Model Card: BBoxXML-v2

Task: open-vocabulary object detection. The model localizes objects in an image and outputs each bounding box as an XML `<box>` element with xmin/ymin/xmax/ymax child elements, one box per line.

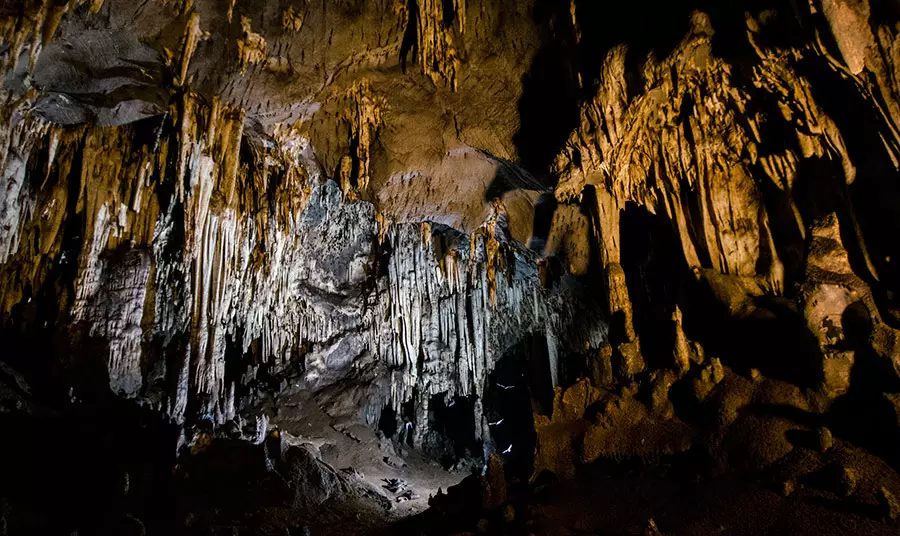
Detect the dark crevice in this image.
<box><xmin>528</xmin><ymin>192</ymin><xmax>557</xmax><ymax>254</ymax></box>
<box><xmin>378</xmin><ymin>403</ymin><xmax>397</xmax><ymax>438</ymax></box>
<box><xmin>483</xmin><ymin>334</ymin><xmax>553</xmax><ymax>477</ymax></box>
<box><xmin>798</xmin><ymin>54</ymin><xmax>900</xmax><ymax>317</ymax></box>
<box><xmin>426</xmin><ymin>393</ymin><xmax>479</xmax><ymax>467</ymax></box>
<box><xmin>441</xmin><ymin>0</ymin><xmax>455</xmax><ymax>27</ymax></box>
<box><xmin>620</xmin><ymin>202</ymin><xmax>687</xmax><ymax>370</ymax></box>
<box><xmin>399</xmin><ymin>0</ymin><xmax>419</xmax><ymax>74</ymax></box>
<box><xmin>572</xmin><ymin>0</ymin><xmax>697</xmax><ymax>98</ymax></box>
<box><xmin>681</xmin><ymin>276</ymin><xmax>825</xmax><ymax>388</ymax></box>
<box><xmin>0</xmin><ymin>398</ymin><xmax>181</xmax><ymax>534</ymax></box>
<box><xmin>511</xmin><ymin>0</ymin><xmax>581</xmax><ymax>180</ymax></box>
<box><xmin>828</xmin><ymin>300</ymin><xmax>900</xmax><ymax>468</ymax></box>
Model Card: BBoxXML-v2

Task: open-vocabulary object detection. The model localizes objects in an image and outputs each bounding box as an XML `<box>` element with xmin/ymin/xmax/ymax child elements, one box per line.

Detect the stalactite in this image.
<box><xmin>82</xmin><ymin>250</ymin><xmax>152</xmax><ymax>397</ymax></box>
<box><xmin>341</xmin><ymin>80</ymin><xmax>386</xmax><ymax>193</ymax></box>
<box><xmin>0</xmin><ymin>121</ymin><xmax>47</xmax><ymax>267</ymax></box>
<box><xmin>160</xmin><ymin>0</ymin><xmax>195</xmax><ymax>16</ymax></box>
<box><xmin>413</xmin><ymin>0</ymin><xmax>463</xmax><ymax>90</ymax></box>
<box><xmin>282</xmin><ymin>6</ymin><xmax>304</xmax><ymax>32</ymax></box>
<box><xmin>238</xmin><ymin>16</ymin><xmax>268</xmax><ymax>72</ymax></box>
<box><xmin>178</xmin><ymin>12</ymin><xmax>203</xmax><ymax>87</ymax></box>
<box><xmin>0</xmin><ymin>0</ymin><xmax>72</xmax><ymax>75</ymax></box>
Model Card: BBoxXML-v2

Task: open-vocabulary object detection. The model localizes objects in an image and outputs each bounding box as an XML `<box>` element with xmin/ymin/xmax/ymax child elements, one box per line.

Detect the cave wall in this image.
<box><xmin>548</xmin><ymin>2</ymin><xmax>900</xmax><ymax>400</ymax></box>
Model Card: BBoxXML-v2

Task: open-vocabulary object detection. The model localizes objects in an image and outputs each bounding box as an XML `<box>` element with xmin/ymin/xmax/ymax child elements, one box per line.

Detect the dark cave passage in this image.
<box><xmin>529</xmin><ymin>192</ymin><xmax>558</xmax><ymax>254</ymax></box>
<box><xmin>426</xmin><ymin>393</ymin><xmax>480</xmax><ymax>467</ymax></box>
<box><xmin>619</xmin><ymin>202</ymin><xmax>685</xmax><ymax>370</ymax></box>
<box><xmin>512</xmin><ymin>0</ymin><xmax>582</xmax><ymax>180</ymax></box>
<box><xmin>378</xmin><ymin>403</ymin><xmax>398</xmax><ymax>439</ymax></box>
<box><xmin>483</xmin><ymin>334</ymin><xmax>555</xmax><ymax>477</ymax></box>
<box><xmin>680</xmin><ymin>272</ymin><xmax>826</xmax><ymax>389</ymax></box>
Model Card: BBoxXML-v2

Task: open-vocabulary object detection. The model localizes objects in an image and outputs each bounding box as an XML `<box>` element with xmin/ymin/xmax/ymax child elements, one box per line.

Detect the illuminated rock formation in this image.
<box><xmin>3</xmin><ymin>1</ymin><xmax>900</xmax><ymax>534</ymax></box>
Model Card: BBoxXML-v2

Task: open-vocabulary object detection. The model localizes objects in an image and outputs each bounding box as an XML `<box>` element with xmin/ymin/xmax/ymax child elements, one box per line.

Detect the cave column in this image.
<box><xmin>591</xmin><ymin>186</ymin><xmax>645</xmax><ymax>380</ymax></box>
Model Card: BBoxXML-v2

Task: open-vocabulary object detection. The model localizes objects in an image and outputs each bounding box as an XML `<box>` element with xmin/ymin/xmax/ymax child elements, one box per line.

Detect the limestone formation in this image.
<box><xmin>3</xmin><ymin>1</ymin><xmax>900</xmax><ymax>534</ymax></box>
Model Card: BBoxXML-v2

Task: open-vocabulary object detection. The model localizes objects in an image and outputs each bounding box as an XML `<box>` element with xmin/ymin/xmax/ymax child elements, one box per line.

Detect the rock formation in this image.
<box><xmin>2</xmin><ymin>0</ymin><xmax>900</xmax><ymax>535</ymax></box>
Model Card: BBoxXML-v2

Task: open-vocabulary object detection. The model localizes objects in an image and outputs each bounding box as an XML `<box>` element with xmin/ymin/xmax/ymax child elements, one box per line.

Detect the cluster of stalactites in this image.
<box><xmin>0</xmin><ymin>89</ymin><xmax>607</xmax><ymax>441</ymax></box>
<box><xmin>0</xmin><ymin>89</ymin><xmax>316</xmax><ymax>421</ymax></box>
<box><xmin>0</xmin><ymin>0</ymin><xmax>100</xmax><ymax>77</ymax></box>
<box><xmin>413</xmin><ymin>0</ymin><xmax>465</xmax><ymax>90</ymax></box>
<box><xmin>373</xmin><ymin>216</ymin><xmax>578</xmax><ymax>448</ymax></box>
<box><xmin>545</xmin><ymin>4</ymin><xmax>900</xmax><ymax>398</ymax></box>
<box><xmin>338</xmin><ymin>80</ymin><xmax>387</xmax><ymax>194</ymax></box>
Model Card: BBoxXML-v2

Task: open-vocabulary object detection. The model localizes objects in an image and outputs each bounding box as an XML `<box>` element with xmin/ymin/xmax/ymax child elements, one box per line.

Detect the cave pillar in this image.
<box><xmin>337</xmin><ymin>154</ymin><xmax>354</xmax><ymax>196</ymax></box>
<box><xmin>591</xmin><ymin>187</ymin><xmax>645</xmax><ymax>380</ymax></box>
<box><xmin>413</xmin><ymin>391</ymin><xmax>429</xmax><ymax>449</ymax></box>
<box><xmin>672</xmin><ymin>306</ymin><xmax>691</xmax><ymax>374</ymax></box>
<box><xmin>800</xmin><ymin>213</ymin><xmax>868</xmax><ymax>397</ymax></box>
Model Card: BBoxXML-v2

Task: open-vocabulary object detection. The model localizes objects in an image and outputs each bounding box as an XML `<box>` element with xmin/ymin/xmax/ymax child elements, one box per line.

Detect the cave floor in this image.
<box><xmin>390</xmin><ymin>441</ymin><xmax>900</xmax><ymax>536</ymax></box>
<box><xmin>270</xmin><ymin>389</ymin><xmax>470</xmax><ymax>524</ymax></box>
<box><xmin>263</xmin><ymin>385</ymin><xmax>900</xmax><ymax>536</ymax></box>
<box><xmin>524</xmin><ymin>469</ymin><xmax>898</xmax><ymax>535</ymax></box>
